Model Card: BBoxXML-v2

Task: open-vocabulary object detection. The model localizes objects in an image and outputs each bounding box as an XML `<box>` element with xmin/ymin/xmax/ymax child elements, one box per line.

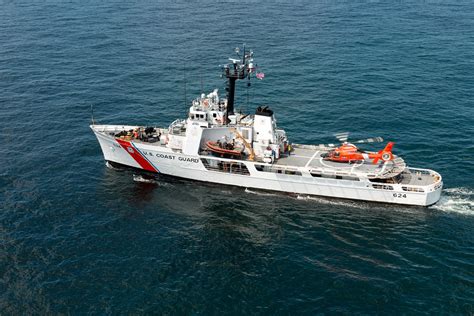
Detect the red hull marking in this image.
<box><xmin>116</xmin><ymin>139</ymin><xmax>158</xmax><ymax>172</ymax></box>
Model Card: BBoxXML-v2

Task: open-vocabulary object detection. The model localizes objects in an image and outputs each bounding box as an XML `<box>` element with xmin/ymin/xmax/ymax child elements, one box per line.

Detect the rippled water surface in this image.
<box><xmin>1</xmin><ymin>1</ymin><xmax>473</xmax><ymax>314</ymax></box>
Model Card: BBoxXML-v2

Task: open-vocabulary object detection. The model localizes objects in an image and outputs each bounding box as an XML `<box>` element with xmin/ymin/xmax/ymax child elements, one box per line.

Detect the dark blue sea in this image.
<box><xmin>1</xmin><ymin>1</ymin><xmax>473</xmax><ymax>314</ymax></box>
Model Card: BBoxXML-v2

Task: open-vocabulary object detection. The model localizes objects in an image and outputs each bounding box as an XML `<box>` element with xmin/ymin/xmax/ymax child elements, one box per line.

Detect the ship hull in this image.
<box><xmin>92</xmin><ymin>127</ymin><xmax>443</xmax><ymax>207</ymax></box>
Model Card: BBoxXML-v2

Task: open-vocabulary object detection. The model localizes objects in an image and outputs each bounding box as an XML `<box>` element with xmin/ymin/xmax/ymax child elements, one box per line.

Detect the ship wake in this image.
<box><xmin>133</xmin><ymin>174</ymin><xmax>159</xmax><ymax>184</ymax></box>
<box><xmin>296</xmin><ymin>195</ymin><xmax>366</xmax><ymax>209</ymax></box>
<box><xmin>430</xmin><ymin>187</ymin><xmax>474</xmax><ymax>215</ymax></box>
<box><xmin>244</xmin><ymin>188</ymin><xmax>280</xmax><ymax>197</ymax></box>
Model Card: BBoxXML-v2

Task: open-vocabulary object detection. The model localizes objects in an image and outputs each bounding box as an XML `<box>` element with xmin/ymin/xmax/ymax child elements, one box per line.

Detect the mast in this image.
<box><xmin>222</xmin><ymin>45</ymin><xmax>255</xmax><ymax>121</ymax></box>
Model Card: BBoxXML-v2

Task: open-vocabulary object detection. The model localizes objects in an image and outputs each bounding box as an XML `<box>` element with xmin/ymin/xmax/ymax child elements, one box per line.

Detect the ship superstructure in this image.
<box><xmin>91</xmin><ymin>47</ymin><xmax>442</xmax><ymax>206</ymax></box>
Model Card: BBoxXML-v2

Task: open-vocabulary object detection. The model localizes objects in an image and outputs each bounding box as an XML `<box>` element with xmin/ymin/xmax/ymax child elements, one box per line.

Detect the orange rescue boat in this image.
<box><xmin>206</xmin><ymin>141</ymin><xmax>244</xmax><ymax>157</ymax></box>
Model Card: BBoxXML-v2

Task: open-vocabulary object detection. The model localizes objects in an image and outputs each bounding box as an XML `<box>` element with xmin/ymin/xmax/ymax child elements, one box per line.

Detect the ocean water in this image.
<box><xmin>1</xmin><ymin>1</ymin><xmax>474</xmax><ymax>314</ymax></box>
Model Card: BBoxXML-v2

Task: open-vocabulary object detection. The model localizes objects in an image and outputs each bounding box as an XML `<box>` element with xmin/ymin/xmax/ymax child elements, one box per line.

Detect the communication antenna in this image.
<box><xmin>222</xmin><ymin>44</ymin><xmax>256</xmax><ymax>121</ymax></box>
<box><xmin>90</xmin><ymin>104</ymin><xmax>95</xmax><ymax>125</ymax></box>
<box><xmin>246</xmin><ymin>78</ymin><xmax>250</xmax><ymax>112</ymax></box>
<box><xmin>200</xmin><ymin>70</ymin><xmax>203</xmax><ymax>94</ymax></box>
<box><xmin>183</xmin><ymin>61</ymin><xmax>187</xmax><ymax>109</ymax></box>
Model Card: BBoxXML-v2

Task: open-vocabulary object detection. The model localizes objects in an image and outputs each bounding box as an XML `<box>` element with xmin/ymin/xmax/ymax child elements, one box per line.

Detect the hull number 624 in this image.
<box><xmin>393</xmin><ymin>193</ymin><xmax>407</xmax><ymax>198</ymax></box>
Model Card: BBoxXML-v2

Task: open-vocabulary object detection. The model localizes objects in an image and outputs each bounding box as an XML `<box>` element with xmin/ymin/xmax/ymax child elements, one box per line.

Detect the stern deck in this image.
<box><xmin>276</xmin><ymin>147</ymin><xmax>404</xmax><ymax>179</ymax></box>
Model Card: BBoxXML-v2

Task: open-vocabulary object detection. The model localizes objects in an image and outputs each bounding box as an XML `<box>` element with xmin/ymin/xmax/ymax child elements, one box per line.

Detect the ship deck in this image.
<box><xmin>276</xmin><ymin>147</ymin><xmax>405</xmax><ymax>179</ymax></box>
<box><xmin>275</xmin><ymin>147</ymin><xmax>439</xmax><ymax>186</ymax></box>
<box><xmin>277</xmin><ymin>147</ymin><xmax>374</xmax><ymax>170</ymax></box>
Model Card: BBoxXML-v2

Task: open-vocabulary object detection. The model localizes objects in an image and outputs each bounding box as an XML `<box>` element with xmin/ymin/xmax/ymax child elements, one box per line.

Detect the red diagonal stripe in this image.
<box><xmin>116</xmin><ymin>139</ymin><xmax>158</xmax><ymax>172</ymax></box>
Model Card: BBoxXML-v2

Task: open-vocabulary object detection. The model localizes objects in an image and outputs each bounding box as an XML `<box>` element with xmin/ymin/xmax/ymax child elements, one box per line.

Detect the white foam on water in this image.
<box><xmin>443</xmin><ymin>187</ymin><xmax>474</xmax><ymax>196</ymax></box>
<box><xmin>244</xmin><ymin>188</ymin><xmax>279</xmax><ymax>197</ymax></box>
<box><xmin>430</xmin><ymin>187</ymin><xmax>474</xmax><ymax>215</ymax></box>
<box><xmin>133</xmin><ymin>174</ymin><xmax>159</xmax><ymax>184</ymax></box>
<box><xmin>296</xmin><ymin>195</ymin><xmax>365</xmax><ymax>209</ymax></box>
<box><xmin>105</xmin><ymin>161</ymin><xmax>120</xmax><ymax>170</ymax></box>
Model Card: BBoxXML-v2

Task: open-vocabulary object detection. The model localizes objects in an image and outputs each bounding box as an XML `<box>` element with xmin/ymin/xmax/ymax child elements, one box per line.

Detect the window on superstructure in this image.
<box><xmin>311</xmin><ymin>172</ymin><xmax>359</xmax><ymax>181</ymax></box>
<box><xmin>285</xmin><ymin>170</ymin><xmax>302</xmax><ymax>176</ymax></box>
<box><xmin>372</xmin><ymin>184</ymin><xmax>394</xmax><ymax>190</ymax></box>
<box><xmin>200</xmin><ymin>159</ymin><xmax>250</xmax><ymax>175</ymax></box>
<box><xmin>310</xmin><ymin>172</ymin><xmax>335</xmax><ymax>179</ymax></box>
<box><xmin>341</xmin><ymin>176</ymin><xmax>360</xmax><ymax>181</ymax></box>
<box><xmin>254</xmin><ymin>165</ymin><xmax>302</xmax><ymax>176</ymax></box>
<box><xmin>402</xmin><ymin>186</ymin><xmax>424</xmax><ymax>192</ymax></box>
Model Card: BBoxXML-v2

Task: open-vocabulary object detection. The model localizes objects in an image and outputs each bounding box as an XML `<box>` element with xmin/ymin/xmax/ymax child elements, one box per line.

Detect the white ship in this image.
<box><xmin>91</xmin><ymin>47</ymin><xmax>442</xmax><ymax>206</ymax></box>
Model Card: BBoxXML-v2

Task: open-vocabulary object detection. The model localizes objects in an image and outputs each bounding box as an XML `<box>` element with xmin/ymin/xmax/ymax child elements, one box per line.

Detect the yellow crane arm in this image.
<box><xmin>231</xmin><ymin>128</ymin><xmax>255</xmax><ymax>161</ymax></box>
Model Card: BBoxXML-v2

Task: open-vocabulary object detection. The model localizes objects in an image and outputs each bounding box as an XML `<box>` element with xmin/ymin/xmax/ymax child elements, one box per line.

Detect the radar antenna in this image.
<box><xmin>222</xmin><ymin>44</ymin><xmax>257</xmax><ymax>123</ymax></box>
